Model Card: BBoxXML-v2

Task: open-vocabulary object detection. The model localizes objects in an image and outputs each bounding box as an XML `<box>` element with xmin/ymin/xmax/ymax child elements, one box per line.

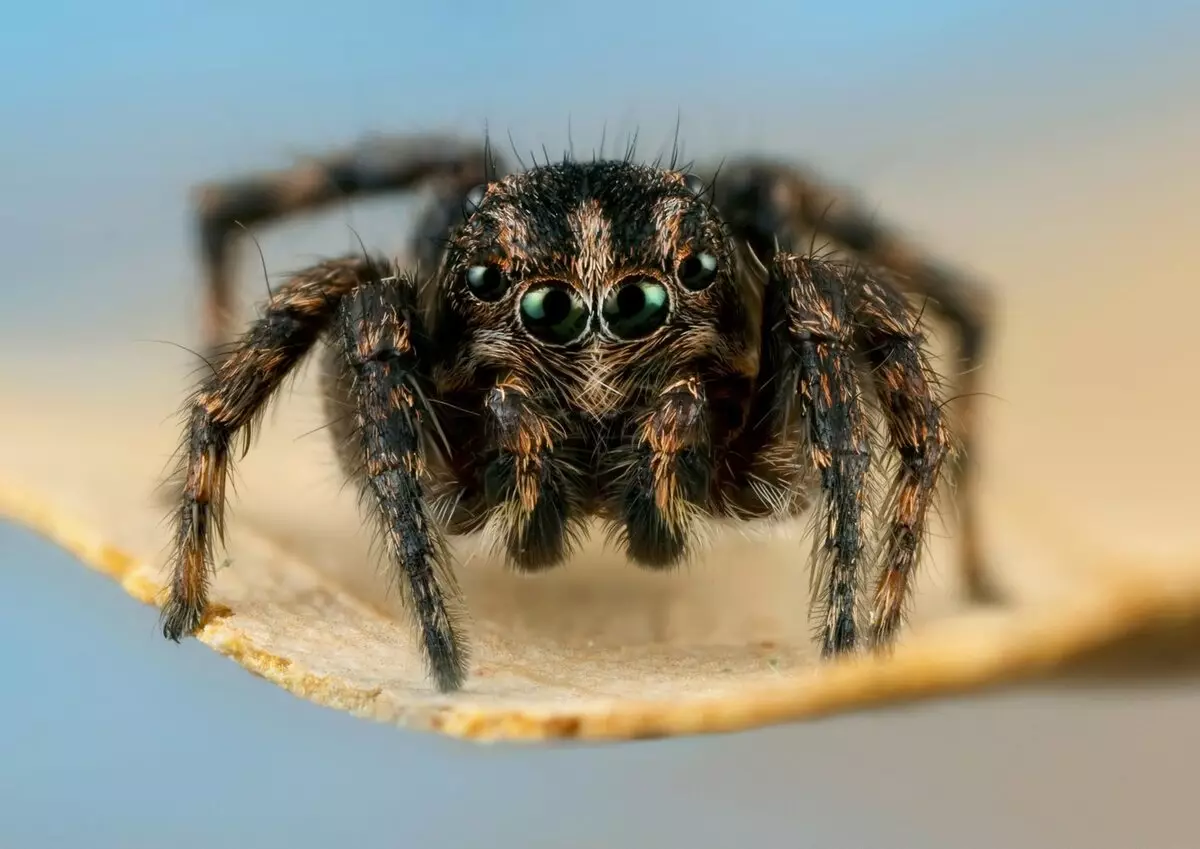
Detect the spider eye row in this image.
<box><xmin>462</xmin><ymin>251</ymin><xmax>719</xmax><ymax>302</ymax></box>
<box><xmin>460</xmin><ymin>252</ymin><xmax>717</xmax><ymax>345</ymax></box>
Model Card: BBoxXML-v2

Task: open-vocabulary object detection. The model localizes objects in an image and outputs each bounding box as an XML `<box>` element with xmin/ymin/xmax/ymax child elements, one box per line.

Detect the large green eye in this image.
<box><xmin>601</xmin><ymin>278</ymin><xmax>670</xmax><ymax>340</ymax></box>
<box><xmin>519</xmin><ymin>282</ymin><xmax>590</xmax><ymax>345</ymax></box>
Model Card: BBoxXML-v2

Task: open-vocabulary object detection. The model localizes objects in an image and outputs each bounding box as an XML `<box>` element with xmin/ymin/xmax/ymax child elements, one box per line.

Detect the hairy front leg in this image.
<box><xmin>162</xmin><ymin>256</ymin><xmax>387</xmax><ymax>641</ymax></box>
<box><xmin>768</xmin><ymin>254</ymin><xmax>873</xmax><ymax>656</ymax></box>
<box><xmin>334</xmin><ymin>273</ymin><xmax>469</xmax><ymax>692</ymax></box>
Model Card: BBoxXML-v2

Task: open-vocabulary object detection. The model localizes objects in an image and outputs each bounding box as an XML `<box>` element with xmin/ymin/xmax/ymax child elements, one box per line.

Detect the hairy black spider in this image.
<box><xmin>163</xmin><ymin>133</ymin><xmax>995</xmax><ymax>692</ymax></box>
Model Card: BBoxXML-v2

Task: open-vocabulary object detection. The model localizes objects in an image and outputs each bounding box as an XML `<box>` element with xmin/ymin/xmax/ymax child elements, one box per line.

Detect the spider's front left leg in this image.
<box><xmin>332</xmin><ymin>273</ymin><xmax>468</xmax><ymax>692</ymax></box>
<box><xmin>765</xmin><ymin>255</ymin><xmax>873</xmax><ymax>655</ymax></box>
<box><xmin>162</xmin><ymin>256</ymin><xmax>389</xmax><ymax>642</ymax></box>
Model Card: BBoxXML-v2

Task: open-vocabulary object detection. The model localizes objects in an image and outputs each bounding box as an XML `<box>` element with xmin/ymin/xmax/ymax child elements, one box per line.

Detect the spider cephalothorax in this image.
<box><xmin>420</xmin><ymin>163</ymin><xmax>761</xmax><ymax>561</ymax></box>
<box><xmin>433</xmin><ymin>161</ymin><xmax>752</xmax><ymax>408</ymax></box>
<box><xmin>164</xmin><ymin>136</ymin><xmax>994</xmax><ymax>693</ymax></box>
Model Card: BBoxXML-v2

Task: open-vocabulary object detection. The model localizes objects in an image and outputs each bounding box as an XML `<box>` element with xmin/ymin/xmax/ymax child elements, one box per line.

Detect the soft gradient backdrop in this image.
<box><xmin>3</xmin><ymin>2</ymin><xmax>1198</xmax><ymax>847</ymax></box>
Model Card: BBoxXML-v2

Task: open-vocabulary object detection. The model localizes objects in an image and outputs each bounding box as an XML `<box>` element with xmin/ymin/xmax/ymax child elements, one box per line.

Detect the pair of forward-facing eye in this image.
<box><xmin>463</xmin><ymin>252</ymin><xmax>719</xmax><ymax>345</ymax></box>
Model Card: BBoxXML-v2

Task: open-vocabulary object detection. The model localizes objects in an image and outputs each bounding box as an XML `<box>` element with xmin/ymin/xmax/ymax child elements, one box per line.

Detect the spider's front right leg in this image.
<box><xmin>162</xmin><ymin>256</ymin><xmax>387</xmax><ymax>642</ymax></box>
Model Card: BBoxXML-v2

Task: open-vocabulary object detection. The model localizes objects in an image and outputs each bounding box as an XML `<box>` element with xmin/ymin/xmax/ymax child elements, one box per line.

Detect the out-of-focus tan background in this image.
<box><xmin>2</xmin><ymin>2</ymin><xmax>1199</xmax><ymax>847</ymax></box>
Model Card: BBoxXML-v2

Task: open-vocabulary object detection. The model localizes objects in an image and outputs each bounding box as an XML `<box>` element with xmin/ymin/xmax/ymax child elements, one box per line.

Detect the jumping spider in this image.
<box><xmin>162</xmin><ymin>134</ymin><xmax>994</xmax><ymax>692</ymax></box>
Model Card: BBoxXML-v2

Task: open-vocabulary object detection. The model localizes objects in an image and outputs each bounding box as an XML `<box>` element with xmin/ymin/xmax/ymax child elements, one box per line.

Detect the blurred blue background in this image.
<box><xmin>3</xmin><ymin>1</ymin><xmax>1199</xmax><ymax>847</ymax></box>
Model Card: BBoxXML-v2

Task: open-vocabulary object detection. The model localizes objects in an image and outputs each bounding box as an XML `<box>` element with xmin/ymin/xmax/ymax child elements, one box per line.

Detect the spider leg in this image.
<box><xmin>482</xmin><ymin>378</ymin><xmax>585</xmax><ymax>570</ymax></box>
<box><xmin>851</xmin><ymin>272</ymin><xmax>951</xmax><ymax>647</ymax></box>
<box><xmin>706</xmin><ymin>158</ymin><xmax>998</xmax><ymax>603</ymax></box>
<box><xmin>333</xmin><ymin>273</ymin><xmax>467</xmax><ymax>692</ymax></box>
<box><xmin>612</xmin><ymin>377</ymin><xmax>713</xmax><ymax>568</ymax></box>
<box><xmin>766</xmin><ymin>255</ymin><xmax>872</xmax><ymax>654</ymax></box>
<box><xmin>161</xmin><ymin>256</ymin><xmax>386</xmax><ymax>642</ymax></box>
<box><xmin>195</xmin><ymin>134</ymin><xmax>507</xmax><ymax>352</ymax></box>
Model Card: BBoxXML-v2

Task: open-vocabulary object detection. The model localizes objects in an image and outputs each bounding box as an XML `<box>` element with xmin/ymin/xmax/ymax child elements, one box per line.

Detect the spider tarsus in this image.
<box><xmin>428</xmin><ymin>642</ymin><xmax>469</xmax><ymax>693</ymax></box>
<box><xmin>821</xmin><ymin>614</ymin><xmax>858</xmax><ymax>658</ymax></box>
<box><xmin>869</xmin><ymin>606</ymin><xmax>905</xmax><ymax>649</ymax></box>
<box><xmin>953</xmin><ymin>444</ymin><xmax>1006</xmax><ymax>606</ymax></box>
<box><xmin>962</xmin><ymin>557</ymin><xmax>1007</xmax><ymax>606</ymax></box>
<box><xmin>159</xmin><ymin>596</ymin><xmax>206</xmax><ymax>642</ymax></box>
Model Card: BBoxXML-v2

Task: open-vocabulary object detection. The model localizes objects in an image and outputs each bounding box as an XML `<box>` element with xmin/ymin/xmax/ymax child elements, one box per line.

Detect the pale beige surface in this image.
<box><xmin>4</xmin><ymin>119</ymin><xmax>1199</xmax><ymax>742</ymax></box>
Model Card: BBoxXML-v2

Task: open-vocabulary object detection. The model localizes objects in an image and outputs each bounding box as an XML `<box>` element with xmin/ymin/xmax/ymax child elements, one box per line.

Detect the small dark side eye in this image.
<box><xmin>677</xmin><ymin>252</ymin><xmax>718</xmax><ymax>291</ymax></box>
<box><xmin>463</xmin><ymin>183</ymin><xmax>488</xmax><ymax>215</ymax></box>
<box><xmin>464</xmin><ymin>264</ymin><xmax>509</xmax><ymax>301</ymax></box>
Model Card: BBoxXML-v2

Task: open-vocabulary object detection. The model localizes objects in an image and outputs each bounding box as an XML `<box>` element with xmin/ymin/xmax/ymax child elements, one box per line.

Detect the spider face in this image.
<box><xmin>433</xmin><ymin>161</ymin><xmax>757</xmax><ymax>418</ymax></box>
<box><xmin>170</xmin><ymin>136</ymin><xmax>995</xmax><ymax>693</ymax></box>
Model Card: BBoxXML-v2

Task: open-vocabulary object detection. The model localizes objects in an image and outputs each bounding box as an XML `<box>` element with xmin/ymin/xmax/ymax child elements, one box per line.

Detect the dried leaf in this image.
<box><xmin>9</xmin><ymin>223</ymin><xmax>1200</xmax><ymax>743</ymax></box>
<box><xmin>4</xmin><ymin>350</ymin><xmax>1198</xmax><ymax>744</ymax></box>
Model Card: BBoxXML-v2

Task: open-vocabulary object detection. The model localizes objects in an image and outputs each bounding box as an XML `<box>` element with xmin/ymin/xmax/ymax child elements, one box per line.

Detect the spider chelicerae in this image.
<box><xmin>161</xmin><ymin>134</ymin><xmax>995</xmax><ymax>692</ymax></box>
